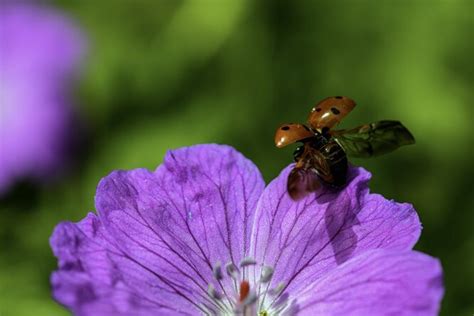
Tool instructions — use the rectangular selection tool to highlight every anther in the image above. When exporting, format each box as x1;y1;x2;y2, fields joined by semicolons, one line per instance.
269;282;285;296
260;266;274;283
207;284;222;300
239;257;257;267
213;262;223;280
225;262;239;279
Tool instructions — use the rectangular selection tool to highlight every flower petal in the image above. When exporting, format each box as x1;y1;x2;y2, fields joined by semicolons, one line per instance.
51;144;265;314
51;214;180;315
297;249;444;315
249;165;421;295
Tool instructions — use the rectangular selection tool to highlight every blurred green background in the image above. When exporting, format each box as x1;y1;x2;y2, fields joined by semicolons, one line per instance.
0;0;473;315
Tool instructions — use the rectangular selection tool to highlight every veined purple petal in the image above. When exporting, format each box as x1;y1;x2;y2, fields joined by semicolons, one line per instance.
249;165;421;296
51;144;265;314
297;249;443;315
51;214;177;316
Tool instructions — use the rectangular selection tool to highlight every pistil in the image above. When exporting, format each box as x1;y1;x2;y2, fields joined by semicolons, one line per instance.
239;280;250;302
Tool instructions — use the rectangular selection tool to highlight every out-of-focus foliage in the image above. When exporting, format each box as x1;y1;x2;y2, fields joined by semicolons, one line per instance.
0;1;472;315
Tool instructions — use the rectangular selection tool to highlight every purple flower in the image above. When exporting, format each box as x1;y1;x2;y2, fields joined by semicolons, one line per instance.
0;3;85;193
50;144;443;315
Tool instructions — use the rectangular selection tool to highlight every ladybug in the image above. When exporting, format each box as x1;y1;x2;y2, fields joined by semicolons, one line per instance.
275;96;415;200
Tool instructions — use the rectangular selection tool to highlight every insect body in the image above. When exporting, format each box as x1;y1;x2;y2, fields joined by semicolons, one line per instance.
275;96;415;200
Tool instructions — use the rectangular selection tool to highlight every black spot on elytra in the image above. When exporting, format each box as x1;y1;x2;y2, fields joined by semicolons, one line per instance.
335;96;343;99
331;107;340;115
315;108;322;112
281;126;290;130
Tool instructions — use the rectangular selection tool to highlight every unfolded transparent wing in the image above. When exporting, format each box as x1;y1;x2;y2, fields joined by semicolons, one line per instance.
333;120;415;158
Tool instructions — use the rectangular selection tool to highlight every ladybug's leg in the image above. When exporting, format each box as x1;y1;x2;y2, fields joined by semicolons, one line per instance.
293;145;305;162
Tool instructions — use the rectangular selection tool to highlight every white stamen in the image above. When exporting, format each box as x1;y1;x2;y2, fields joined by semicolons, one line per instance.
243;290;258;306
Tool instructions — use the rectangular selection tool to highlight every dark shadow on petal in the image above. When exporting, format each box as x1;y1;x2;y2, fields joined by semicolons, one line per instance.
313;185;342;204
312;167;361;205
324;193;359;265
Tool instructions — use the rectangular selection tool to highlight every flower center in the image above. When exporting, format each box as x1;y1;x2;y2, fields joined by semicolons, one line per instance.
202;257;296;315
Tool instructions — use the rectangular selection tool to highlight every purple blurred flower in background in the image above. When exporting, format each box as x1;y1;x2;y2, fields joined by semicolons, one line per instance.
0;3;85;194
50;144;443;315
